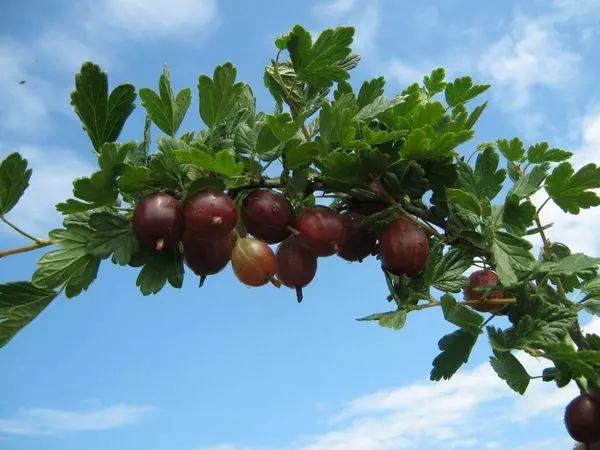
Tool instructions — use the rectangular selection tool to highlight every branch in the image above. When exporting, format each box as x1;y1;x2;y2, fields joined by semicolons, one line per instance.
410;297;517;311
0;240;54;259
530;197;568;301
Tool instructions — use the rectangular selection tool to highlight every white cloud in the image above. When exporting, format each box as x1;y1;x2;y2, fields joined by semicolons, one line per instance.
528;112;600;254
314;0;358;16
96;0;217;39
352;4;380;55
0;40;52;135
0;143;95;236
0;403;155;435
551;0;600;18
34;30;108;72
386;60;427;87
478;20;579;110
200;318;600;450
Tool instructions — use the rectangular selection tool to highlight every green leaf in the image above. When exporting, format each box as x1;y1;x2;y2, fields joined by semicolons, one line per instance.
582;299;600;316
447;188;482;216
319;95;358;146
440;294;484;332
98;142;132;176
544;343;600;386
538;254;600;277
198;63;244;128
71;62;136;152
117;166;152;192
131;249;184;295
444;76;490;107
507;307;577;349
320;152;361;184
491;231;535;286
502;198;535;236
255;124;281;155
286;25;355;87
431;329;480;381
581;277;600;299
497;138;525;162
465;102;487;129
490;349;530;394
357;77;385;108
425;243;473;293
213;150;244;177
87;212;138;265
423;68;446;96
139;66;191;137
265;113;305;141
0;282;58;349
411;102;445;129
284;141;318;170
175;146;243;178
357;310;407;330
509;163;550;200
527;142;573;164
0;152;32;215
474;148;506;200
32;225;101;298
546;162;600;214
456;150;506;202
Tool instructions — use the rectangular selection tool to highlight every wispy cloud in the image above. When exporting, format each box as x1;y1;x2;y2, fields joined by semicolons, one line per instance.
196;320;600;450
529;110;600;254
313;0;358;17
477;19;579;110
93;0;218;40
0;403;155;435
311;0;380;57
0;142;95;236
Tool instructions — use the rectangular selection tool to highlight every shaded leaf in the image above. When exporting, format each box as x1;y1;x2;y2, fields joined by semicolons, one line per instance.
0;282;58;349
490;349;530;394
431;329;480;380
0;152;32;215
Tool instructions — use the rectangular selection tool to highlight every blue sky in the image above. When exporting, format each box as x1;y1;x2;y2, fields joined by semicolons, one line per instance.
1;0;600;449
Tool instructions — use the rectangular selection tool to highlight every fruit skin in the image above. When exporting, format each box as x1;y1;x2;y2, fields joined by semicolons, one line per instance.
378;217;429;277
132;192;184;250
241;189;295;244
276;237;318;302
564;394;600;443
183;232;234;286
231;237;277;287
338;211;377;262
464;269;504;313
295;205;345;257
183;190;238;241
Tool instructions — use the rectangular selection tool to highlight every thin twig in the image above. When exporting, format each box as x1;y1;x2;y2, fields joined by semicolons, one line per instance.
410;297;517;311
0;240;54;259
1;216;41;242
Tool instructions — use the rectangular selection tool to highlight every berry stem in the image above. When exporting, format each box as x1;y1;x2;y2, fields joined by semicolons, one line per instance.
1;215;43;242
286;226;300;237
0;239;54;259
295;287;303;303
